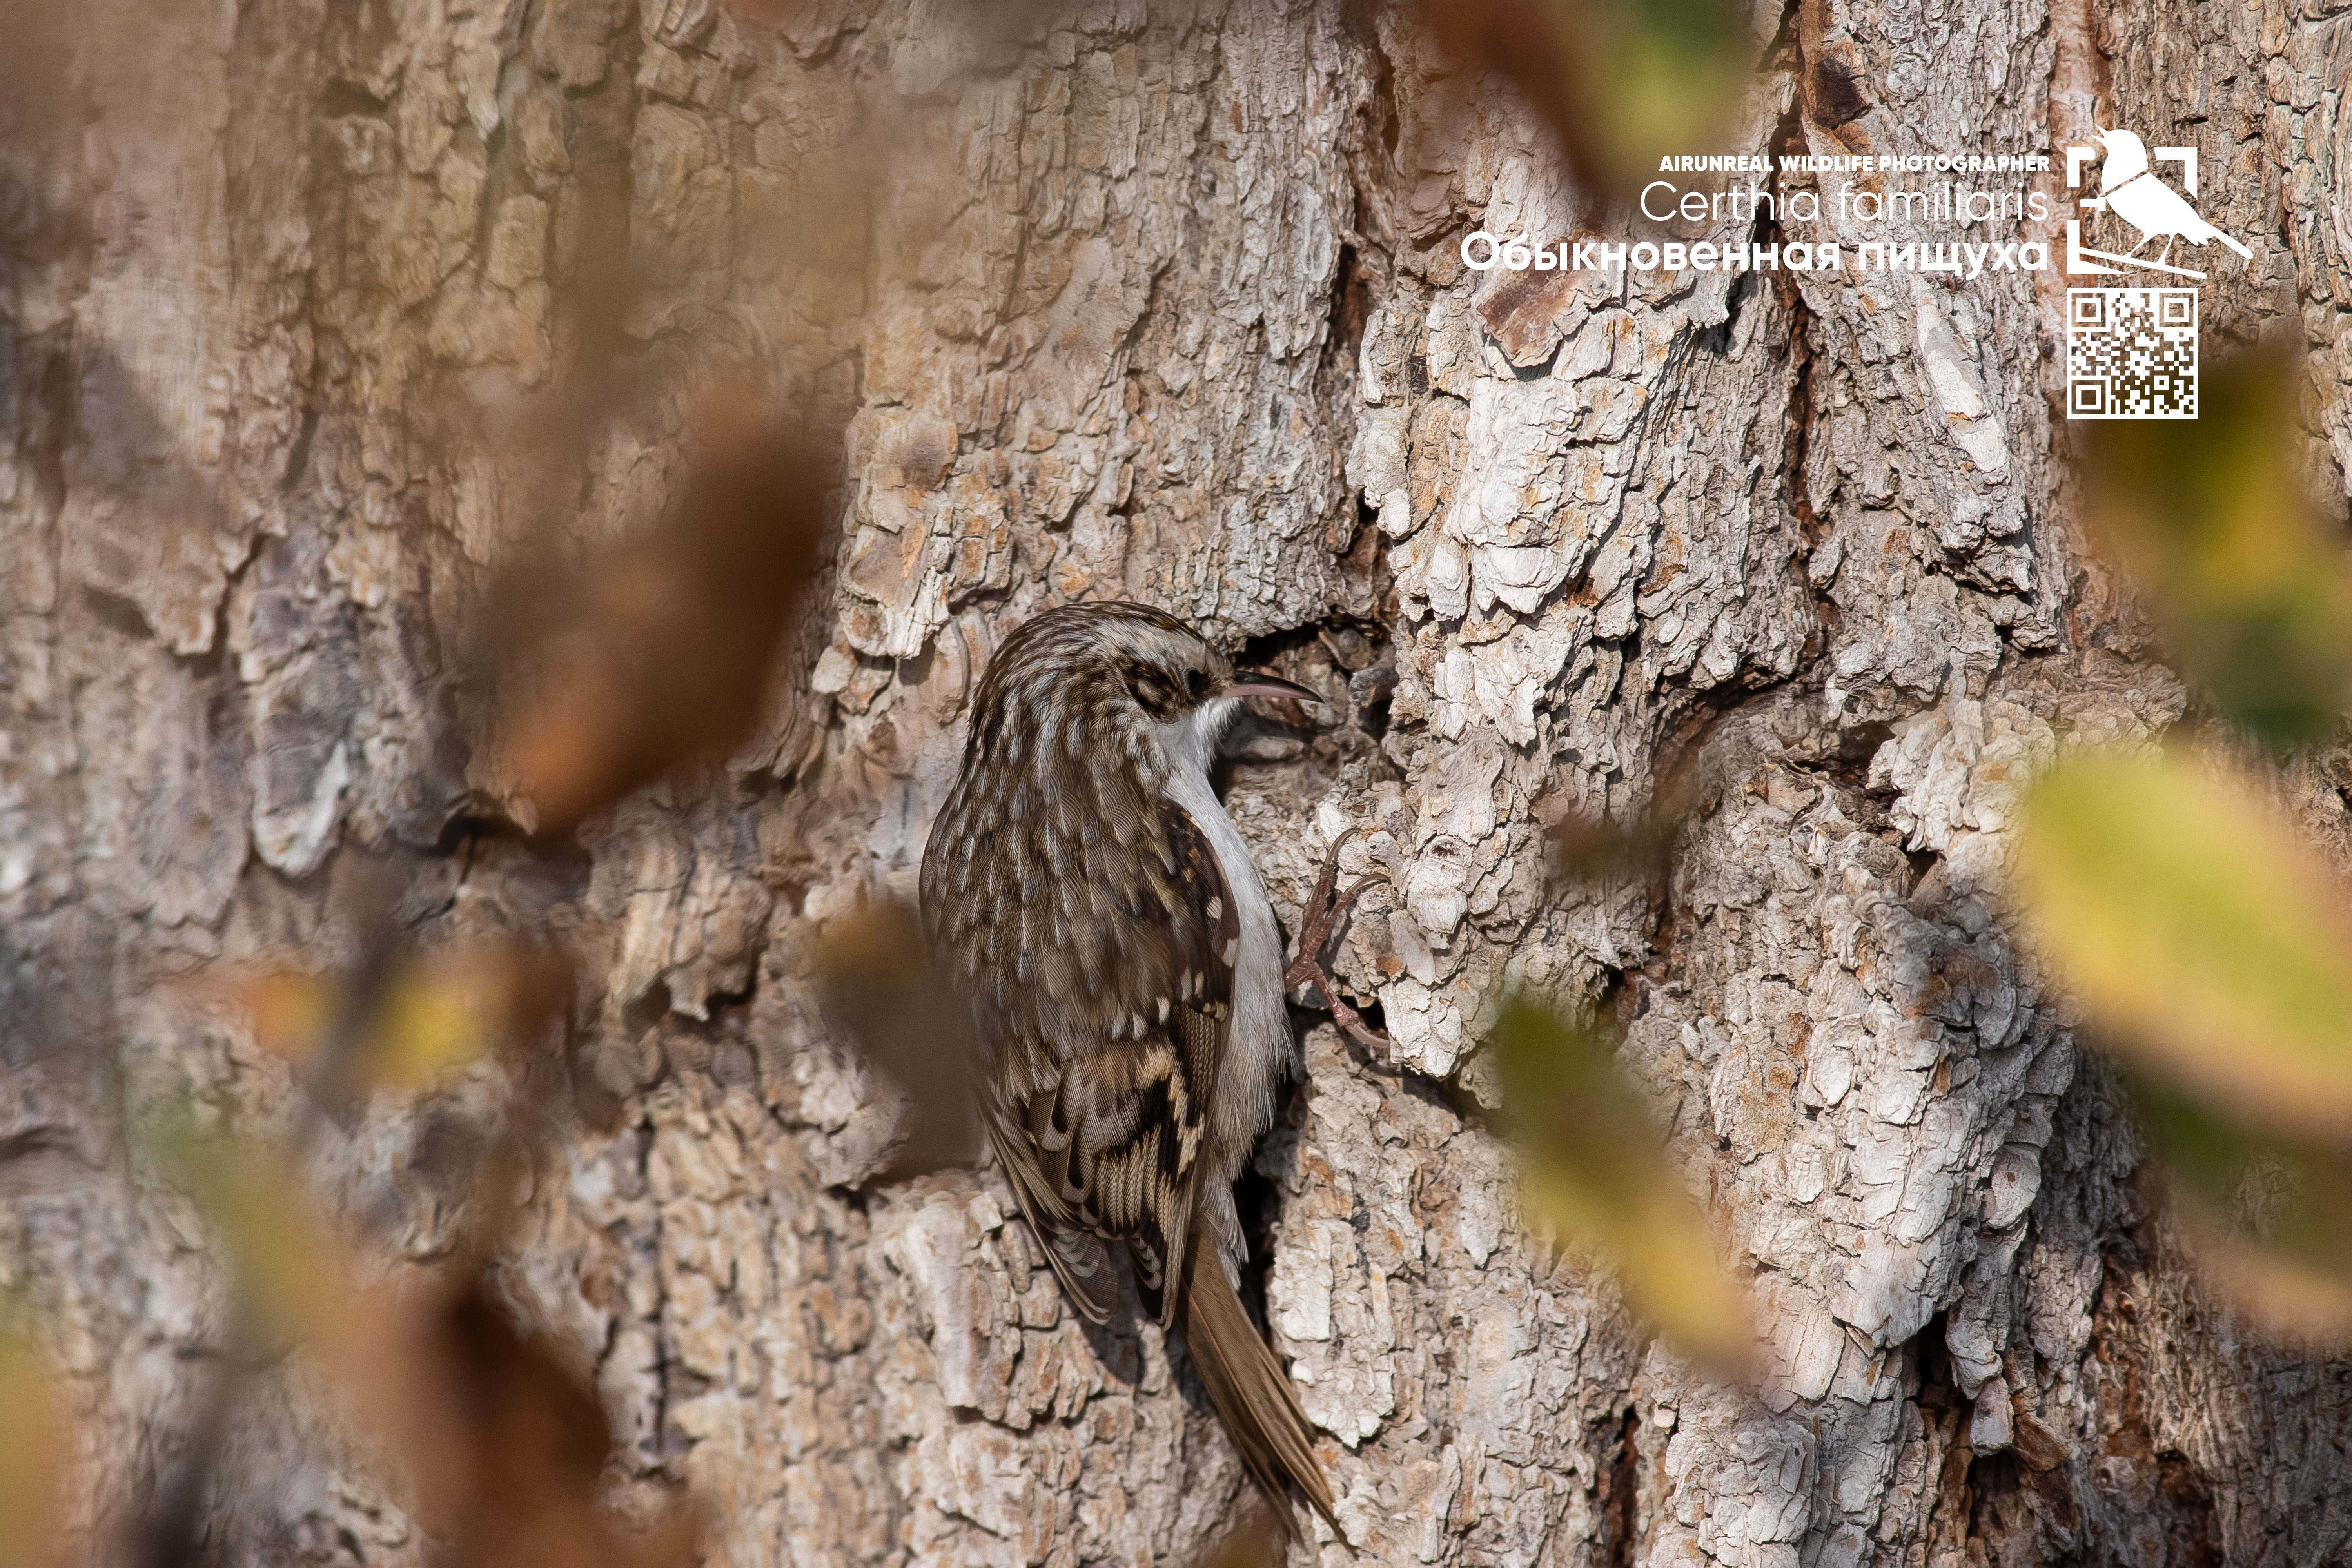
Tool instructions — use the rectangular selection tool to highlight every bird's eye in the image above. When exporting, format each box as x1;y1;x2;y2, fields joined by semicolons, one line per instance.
1185;667;1208;702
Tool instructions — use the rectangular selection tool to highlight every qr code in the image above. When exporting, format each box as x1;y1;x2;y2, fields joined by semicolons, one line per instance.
2067;287;2198;419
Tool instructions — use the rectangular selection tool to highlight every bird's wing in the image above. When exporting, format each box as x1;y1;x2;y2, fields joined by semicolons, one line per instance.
2138;181;2254;255
979;803;1240;1327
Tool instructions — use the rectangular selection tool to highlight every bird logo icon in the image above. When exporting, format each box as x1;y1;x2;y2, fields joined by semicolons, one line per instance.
2066;127;2250;279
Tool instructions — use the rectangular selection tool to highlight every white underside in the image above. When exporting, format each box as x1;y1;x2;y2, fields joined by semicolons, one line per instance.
1159;699;1289;1264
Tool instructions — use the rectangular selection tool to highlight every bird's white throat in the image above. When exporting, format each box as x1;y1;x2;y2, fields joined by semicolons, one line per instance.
1160;695;1242;784
1154;697;1289;1209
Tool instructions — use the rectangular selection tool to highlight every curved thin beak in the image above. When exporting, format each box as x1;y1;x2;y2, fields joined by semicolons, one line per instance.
1225;670;1323;706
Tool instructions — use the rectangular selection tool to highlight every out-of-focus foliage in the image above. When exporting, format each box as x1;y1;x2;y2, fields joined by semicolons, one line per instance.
81;5;877;1559
165;1126;699;1568
488;389;834;836
2017;751;2352;1141
2018;751;2352;1334
1546;765;1700;884
1489;998;1751;1371
2079;345;2352;745
186;944;571;1096
813;897;981;1178
161;1120;403;1351
1182;1508;1289;1568
0;1310;70;1568
399;1283;702;1568
125;102;853;1557
2026;346;2352;1338
1414;0;1754;199
2127;1073;2352;1340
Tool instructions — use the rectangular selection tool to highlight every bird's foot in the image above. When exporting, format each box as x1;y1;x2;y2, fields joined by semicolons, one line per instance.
1285;826;1391;1051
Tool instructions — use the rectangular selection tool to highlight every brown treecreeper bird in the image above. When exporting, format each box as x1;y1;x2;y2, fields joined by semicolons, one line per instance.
920;601;1381;1532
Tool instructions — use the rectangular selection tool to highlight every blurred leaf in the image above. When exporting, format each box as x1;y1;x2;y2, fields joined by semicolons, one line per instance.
490;388;836;835
1549;766;1699;884
2128;1071;2352;1341
1182;1505;1289;1568
2017;751;2352;1141
403;1282;702;1568
1414;0;1754;199
159;1118;388;1347
1552;807;1684;882
0;1310;70;1568
186;944;571;1096
2080;345;2352;744
1490;997;1751;1369
813;897;981;1179
164;1127;698;1568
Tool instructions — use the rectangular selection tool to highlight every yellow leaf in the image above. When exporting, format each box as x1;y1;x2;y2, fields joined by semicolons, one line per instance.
2016;751;2352;1138
372;955;510;1084
159;1118;349;1337
186;945;567;1094
1490;998;1751;1370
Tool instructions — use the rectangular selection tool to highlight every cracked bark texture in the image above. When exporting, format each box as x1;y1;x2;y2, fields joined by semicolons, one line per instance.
6;1;2352;1566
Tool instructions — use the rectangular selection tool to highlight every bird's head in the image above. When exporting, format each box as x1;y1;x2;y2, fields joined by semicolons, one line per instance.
2097;127;2148;166
969;602;1318;770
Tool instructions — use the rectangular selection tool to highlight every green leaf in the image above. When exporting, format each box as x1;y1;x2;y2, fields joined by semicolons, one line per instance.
2016;751;2352;1138
1490;997;1750;1368
2081;346;2352;745
1416;0;1753;198
2128;1069;2352;1338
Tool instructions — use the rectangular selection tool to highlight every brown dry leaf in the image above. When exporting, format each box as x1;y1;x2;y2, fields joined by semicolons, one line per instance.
813;897;982;1178
398;1283;703;1568
1412;0;1755;201
1490;997;1753;1373
489;388;835;835
1182;1503;1290;1568
0;1312;73;1568
1547;765;1700;884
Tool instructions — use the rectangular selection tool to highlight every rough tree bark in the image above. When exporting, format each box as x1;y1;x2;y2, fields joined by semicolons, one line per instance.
5;0;2352;1565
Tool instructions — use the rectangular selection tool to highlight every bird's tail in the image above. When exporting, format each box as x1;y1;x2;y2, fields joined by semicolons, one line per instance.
1176;1236;1338;1533
2214;227;2253;260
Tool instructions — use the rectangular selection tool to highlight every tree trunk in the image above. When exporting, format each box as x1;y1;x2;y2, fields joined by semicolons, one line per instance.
6;1;2351;1565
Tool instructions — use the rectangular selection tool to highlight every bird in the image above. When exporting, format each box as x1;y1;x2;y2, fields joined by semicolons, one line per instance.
2081;127;2252;267
919;601;1379;1533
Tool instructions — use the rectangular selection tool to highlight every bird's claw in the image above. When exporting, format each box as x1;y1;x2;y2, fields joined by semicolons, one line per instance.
1286;827;1392;1051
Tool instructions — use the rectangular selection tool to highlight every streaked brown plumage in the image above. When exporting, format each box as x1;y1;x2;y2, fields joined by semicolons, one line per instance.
919;601;1336;1530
